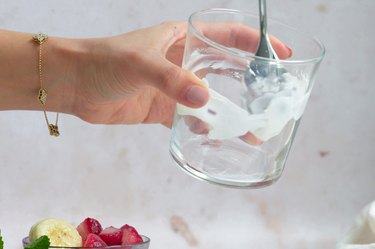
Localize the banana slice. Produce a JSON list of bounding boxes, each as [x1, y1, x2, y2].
[[29, 218, 82, 247], [369, 201, 375, 234]]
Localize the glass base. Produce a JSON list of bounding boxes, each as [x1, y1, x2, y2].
[[169, 142, 280, 189]]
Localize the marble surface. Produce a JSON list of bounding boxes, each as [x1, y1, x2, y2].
[[0, 0, 374, 248]]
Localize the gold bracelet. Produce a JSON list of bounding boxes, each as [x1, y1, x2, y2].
[[32, 32, 60, 137]]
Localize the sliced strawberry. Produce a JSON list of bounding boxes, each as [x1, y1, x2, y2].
[[76, 217, 103, 242], [121, 224, 141, 233], [99, 226, 122, 246], [121, 224, 143, 244], [84, 233, 108, 247]]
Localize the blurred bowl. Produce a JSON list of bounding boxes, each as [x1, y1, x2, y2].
[[22, 235, 150, 249]]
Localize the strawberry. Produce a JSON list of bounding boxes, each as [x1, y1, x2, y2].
[[121, 224, 143, 244], [84, 233, 108, 247], [99, 226, 122, 246], [76, 218, 103, 242]]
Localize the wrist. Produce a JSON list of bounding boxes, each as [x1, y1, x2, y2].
[[0, 30, 91, 116], [43, 36, 89, 116]]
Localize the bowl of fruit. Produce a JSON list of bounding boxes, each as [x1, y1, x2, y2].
[[23, 217, 150, 249]]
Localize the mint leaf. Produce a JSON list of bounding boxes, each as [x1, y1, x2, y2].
[[0, 230, 4, 249], [25, 236, 50, 249]]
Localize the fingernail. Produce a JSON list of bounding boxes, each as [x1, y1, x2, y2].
[[185, 85, 209, 106], [286, 45, 293, 57]]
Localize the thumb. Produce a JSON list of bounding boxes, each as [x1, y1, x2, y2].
[[144, 54, 209, 108]]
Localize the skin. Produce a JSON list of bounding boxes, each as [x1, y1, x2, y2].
[[0, 21, 291, 139]]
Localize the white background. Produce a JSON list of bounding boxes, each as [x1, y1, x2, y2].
[[0, 0, 374, 249]]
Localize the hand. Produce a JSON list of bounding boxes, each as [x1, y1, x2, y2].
[[70, 22, 209, 127]]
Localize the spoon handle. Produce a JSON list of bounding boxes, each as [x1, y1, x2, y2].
[[259, 0, 268, 37], [255, 0, 278, 59]]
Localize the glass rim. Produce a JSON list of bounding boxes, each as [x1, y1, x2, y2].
[[188, 8, 326, 65], [22, 235, 150, 248]]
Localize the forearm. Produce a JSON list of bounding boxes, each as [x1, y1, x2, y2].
[[0, 29, 85, 114]]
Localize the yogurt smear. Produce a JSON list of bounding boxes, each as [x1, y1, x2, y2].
[[177, 72, 309, 141]]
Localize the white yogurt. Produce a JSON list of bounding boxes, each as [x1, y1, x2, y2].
[[177, 49, 310, 141], [177, 72, 310, 142]]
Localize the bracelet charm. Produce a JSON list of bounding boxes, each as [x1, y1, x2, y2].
[[38, 88, 47, 105]]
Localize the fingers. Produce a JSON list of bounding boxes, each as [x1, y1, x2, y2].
[[184, 116, 210, 134], [127, 21, 209, 108], [195, 22, 292, 59], [182, 115, 263, 145], [142, 21, 291, 109], [155, 21, 291, 61], [151, 21, 188, 55], [143, 53, 209, 108], [239, 132, 263, 145]]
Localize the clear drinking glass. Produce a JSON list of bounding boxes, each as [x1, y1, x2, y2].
[[22, 236, 150, 249], [169, 8, 325, 188]]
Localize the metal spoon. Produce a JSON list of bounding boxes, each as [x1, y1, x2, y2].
[[245, 0, 283, 83]]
